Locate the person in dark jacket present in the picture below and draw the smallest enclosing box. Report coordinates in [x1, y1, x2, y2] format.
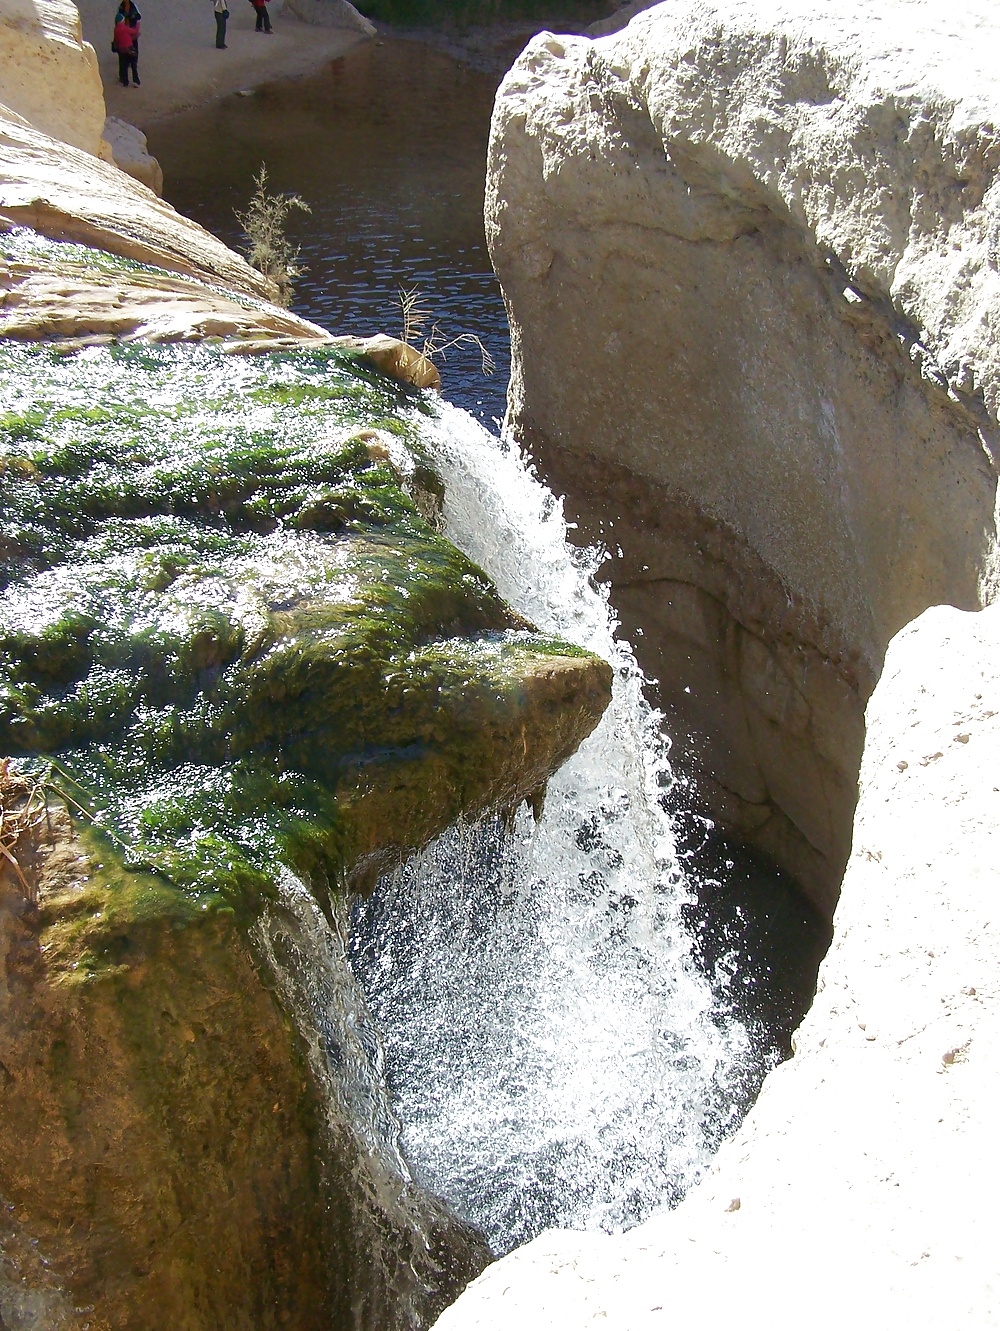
[213, 0, 229, 48]
[249, 0, 271, 34]
[112, 0, 141, 85]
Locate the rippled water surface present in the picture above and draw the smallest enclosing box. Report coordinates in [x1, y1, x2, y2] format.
[149, 39, 509, 422]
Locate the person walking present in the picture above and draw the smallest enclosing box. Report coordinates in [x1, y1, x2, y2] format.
[112, 0, 141, 85]
[212, 0, 229, 48]
[249, 0, 272, 34]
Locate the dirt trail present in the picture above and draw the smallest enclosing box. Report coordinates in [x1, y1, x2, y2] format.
[75, 0, 371, 127]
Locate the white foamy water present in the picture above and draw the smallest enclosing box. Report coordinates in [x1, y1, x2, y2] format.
[349, 403, 751, 1254]
[253, 870, 489, 1330]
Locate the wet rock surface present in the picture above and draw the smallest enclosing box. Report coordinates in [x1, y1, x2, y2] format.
[0, 6, 614, 1320]
[0, 323, 609, 1331]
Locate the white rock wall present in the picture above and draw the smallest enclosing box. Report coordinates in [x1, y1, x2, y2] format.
[485, 0, 1000, 904]
[433, 1, 1000, 1323]
[434, 597, 1000, 1328]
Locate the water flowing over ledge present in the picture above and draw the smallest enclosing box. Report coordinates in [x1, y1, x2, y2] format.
[350, 402, 756, 1254]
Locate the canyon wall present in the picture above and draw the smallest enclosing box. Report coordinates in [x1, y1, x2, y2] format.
[435, 596, 1000, 1328]
[486, 0, 1000, 910]
[431, 1, 1000, 1324]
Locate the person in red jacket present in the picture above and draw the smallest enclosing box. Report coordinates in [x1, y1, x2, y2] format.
[249, 0, 271, 34]
[112, 0, 141, 85]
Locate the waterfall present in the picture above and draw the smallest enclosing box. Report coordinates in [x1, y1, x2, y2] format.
[348, 402, 751, 1255]
[252, 869, 490, 1330]
[0, 330, 755, 1307]
[248, 395, 752, 1267]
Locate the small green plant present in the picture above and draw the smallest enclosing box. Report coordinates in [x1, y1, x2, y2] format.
[397, 286, 495, 376]
[236, 164, 311, 309]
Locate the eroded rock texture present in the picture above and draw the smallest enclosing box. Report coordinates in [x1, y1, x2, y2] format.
[0, 0, 106, 157]
[486, 0, 1000, 909]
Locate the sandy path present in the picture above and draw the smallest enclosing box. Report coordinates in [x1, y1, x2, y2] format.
[76, 0, 371, 127]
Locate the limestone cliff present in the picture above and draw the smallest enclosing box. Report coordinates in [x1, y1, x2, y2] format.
[431, 1, 1000, 1325]
[486, 0, 1000, 909]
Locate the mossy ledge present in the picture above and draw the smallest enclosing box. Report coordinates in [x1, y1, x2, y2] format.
[0, 338, 612, 1328]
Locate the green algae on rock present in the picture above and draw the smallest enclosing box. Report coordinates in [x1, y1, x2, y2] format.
[0, 806, 490, 1331]
[0, 333, 610, 1330]
[0, 339, 611, 912]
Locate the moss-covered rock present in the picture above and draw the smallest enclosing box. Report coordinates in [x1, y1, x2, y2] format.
[0, 340, 610, 903]
[0, 809, 489, 1330]
[0, 336, 611, 1328]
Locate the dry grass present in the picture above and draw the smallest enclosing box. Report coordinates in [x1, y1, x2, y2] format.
[0, 761, 101, 903]
[236, 165, 312, 309]
[397, 286, 495, 377]
[0, 759, 49, 903]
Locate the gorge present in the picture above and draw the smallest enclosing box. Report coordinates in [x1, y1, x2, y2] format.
[1, 0, 998, 1328]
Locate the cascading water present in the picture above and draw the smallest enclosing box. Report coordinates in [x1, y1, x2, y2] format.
[349, 401, 753, 1255]
[0, 242, 770, 1323]
[252, 869, 490, 1330]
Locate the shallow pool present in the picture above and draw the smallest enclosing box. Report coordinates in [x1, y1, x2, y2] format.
[149, 37, 510, 424]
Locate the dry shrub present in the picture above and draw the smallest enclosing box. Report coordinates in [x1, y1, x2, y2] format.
[397, 286, 495, 377]
[236, 164, 312, 309]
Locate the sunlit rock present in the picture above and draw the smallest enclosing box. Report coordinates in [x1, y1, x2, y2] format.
[285, 0, 376, 32]
[0, 0, 106, 156]
[485, 0, 1000, 909]
[433, 0, 1000, 1325]
[433, 599, 1000, 1330]
[101, 117, 164, 196]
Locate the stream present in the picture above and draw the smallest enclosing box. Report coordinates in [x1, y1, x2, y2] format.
[136, 33, 832, 1320]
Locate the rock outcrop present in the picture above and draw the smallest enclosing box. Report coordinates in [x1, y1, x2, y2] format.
[284, 0, 375, 33]
[0, 3, 614, 1325]
[0, 0, 106, 156]
[101, 117, 163, 195]
[486, 0, 1000, 911]
[434, 598, 1000, 1329]
[429, 1, 1000, 1325]
[0, 330, 609, 1326]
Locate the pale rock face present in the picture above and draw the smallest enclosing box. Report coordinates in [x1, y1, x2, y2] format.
[486, 0, 1000, 908]
[102, 117, 164, 196]
[434, 599, 1000, 1329]
[0, 0, 106, 155]
[435, 3, 1000, 1324]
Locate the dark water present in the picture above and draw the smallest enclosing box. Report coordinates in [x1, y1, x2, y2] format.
[149, 39, 509, 423]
